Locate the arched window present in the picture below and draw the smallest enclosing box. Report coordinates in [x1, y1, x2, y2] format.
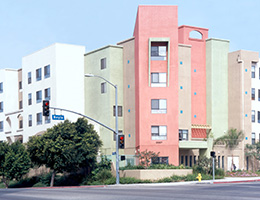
[6, 117, 11, 130]
[189, 30, 203, 39]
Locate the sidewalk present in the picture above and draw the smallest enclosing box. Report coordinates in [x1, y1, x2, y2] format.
[109, 176, 260, 187]
[212, 176, 260, 184]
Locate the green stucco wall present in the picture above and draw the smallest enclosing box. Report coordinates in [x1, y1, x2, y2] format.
[206, 38, 229, 139]
[84, 45, 124, 156]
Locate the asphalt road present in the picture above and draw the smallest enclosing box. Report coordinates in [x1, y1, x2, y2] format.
[1, 182, 260, 200]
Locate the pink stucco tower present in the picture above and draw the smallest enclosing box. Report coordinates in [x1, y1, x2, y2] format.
[133, 6, 179, 165]
[178, 26, 209, 138]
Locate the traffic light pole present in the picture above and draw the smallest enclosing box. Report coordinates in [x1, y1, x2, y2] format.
[115, 85, 119, 185]
[85, 74, 120, 185]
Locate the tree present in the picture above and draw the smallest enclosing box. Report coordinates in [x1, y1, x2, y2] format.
[245, 142, 260, 171]
[214, 128, 244, 171]
[27, 118, 102, 187]
[0, 141, 31, 188]
[136, 149, 160, 168]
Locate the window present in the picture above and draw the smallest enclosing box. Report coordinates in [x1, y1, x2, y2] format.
[185, 156, 188, 166]
[19, 81, 22, 90]
[189, 30, 203, 39]
[45, 88, 51, 100]
[151, 157, 168, 164]
[0, 121, 3, 132]
[44, 65, 50, 78]
[19, 100, 23, 109]
[101, 82, 107, 93]
[0, 82, 3, 93]
[36, 90, 42, 103]
[258, 111, 260, 123]
[151, 99, 167, 113]
[101, 58, 106, 70]
[222, 156, 224, 169]
[151, 126, 167, 140]
[45, 115, 51, 124]
[28, 93, 32, 105]
[252, 132, 255, 144]
[37, 113, 42, 125]
[0, 102, 3, 112]
[189, 156, 192, 167]
[36, 68, 42, 81]
[218, 156, 220, 168]
[151, 72, 166, 87]
[113, 106, 123, 117]
[252, 88, 255, 100]
[251, 64, 255, 78]
[179, 129, 188, 141]
[28, 72, 31, 84]
[194, 156, 196, 165]
[28, 115, 32, 127]
[258, 90, 260, 101]
[180, 156, 184, 164]
[252, 110, 255, 122]
[151, 45, 166, 60]
[19, 119, 23, 129]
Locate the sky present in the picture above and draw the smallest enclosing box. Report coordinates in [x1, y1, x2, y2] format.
[0, 0, 259, 69]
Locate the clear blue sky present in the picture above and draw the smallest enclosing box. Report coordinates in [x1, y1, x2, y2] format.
[0, 0, 259, 69]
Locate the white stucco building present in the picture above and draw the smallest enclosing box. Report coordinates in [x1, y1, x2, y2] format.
[0, 43, 85, 143]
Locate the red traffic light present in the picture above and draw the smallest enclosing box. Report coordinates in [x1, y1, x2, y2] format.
[118, 135, 125, 149]
[42, 100, 50, 116]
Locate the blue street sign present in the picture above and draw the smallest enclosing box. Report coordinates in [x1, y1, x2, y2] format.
[112, 152, 116, 155]
[52, 115, 65, 120]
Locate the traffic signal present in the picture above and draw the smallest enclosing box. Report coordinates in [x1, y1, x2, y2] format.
[42, 100, 50, 116]
[210, 151, 216, 157]
[118, 135, 125, 149]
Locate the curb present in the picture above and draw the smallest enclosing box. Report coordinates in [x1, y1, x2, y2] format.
[25, 185, 106, 189]
[213, 179, 260, 184]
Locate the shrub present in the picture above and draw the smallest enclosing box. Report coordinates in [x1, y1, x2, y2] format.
[95, 169, 112, 183]
[120, 177, 142, 184]
[104, 177, 116, 185]
[32, 182, 48, 187]
[184, 174, 197, 181]
[215, 168, 225, 176]
[157, 177, 172, 183]
[171, 175, 183, 182]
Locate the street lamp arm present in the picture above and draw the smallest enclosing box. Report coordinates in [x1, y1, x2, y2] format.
[85, 74, 116, 88]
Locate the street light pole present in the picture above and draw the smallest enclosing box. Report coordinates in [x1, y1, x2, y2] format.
[85, 73, 120, 185]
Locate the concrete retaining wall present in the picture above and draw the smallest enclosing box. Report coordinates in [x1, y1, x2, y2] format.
[119, 169, 192, 180]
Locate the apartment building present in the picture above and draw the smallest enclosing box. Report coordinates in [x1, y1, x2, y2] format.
[1, 5, 259, 171]
[84, 6, 260, 170]
[0, 69, 20, 142]
[84, 45, 128, 165]
[227, 50, 259, 170]
[0, 43, 85, 142]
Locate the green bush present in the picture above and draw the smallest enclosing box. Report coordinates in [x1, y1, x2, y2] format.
[184, 174, 197, 181]
[120, 177, 142, 184]
[215, 168, 225, 176]
[32, 182, 48, 187]
[120, 164, 145, 170]
[157, 177, 172, 183]
[9, 177, 39, 188]
[104, 177, 116, 185]
[95, 169, 112, 183]
[120, 163, 191, 170]
[171, 175, 183, 182]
